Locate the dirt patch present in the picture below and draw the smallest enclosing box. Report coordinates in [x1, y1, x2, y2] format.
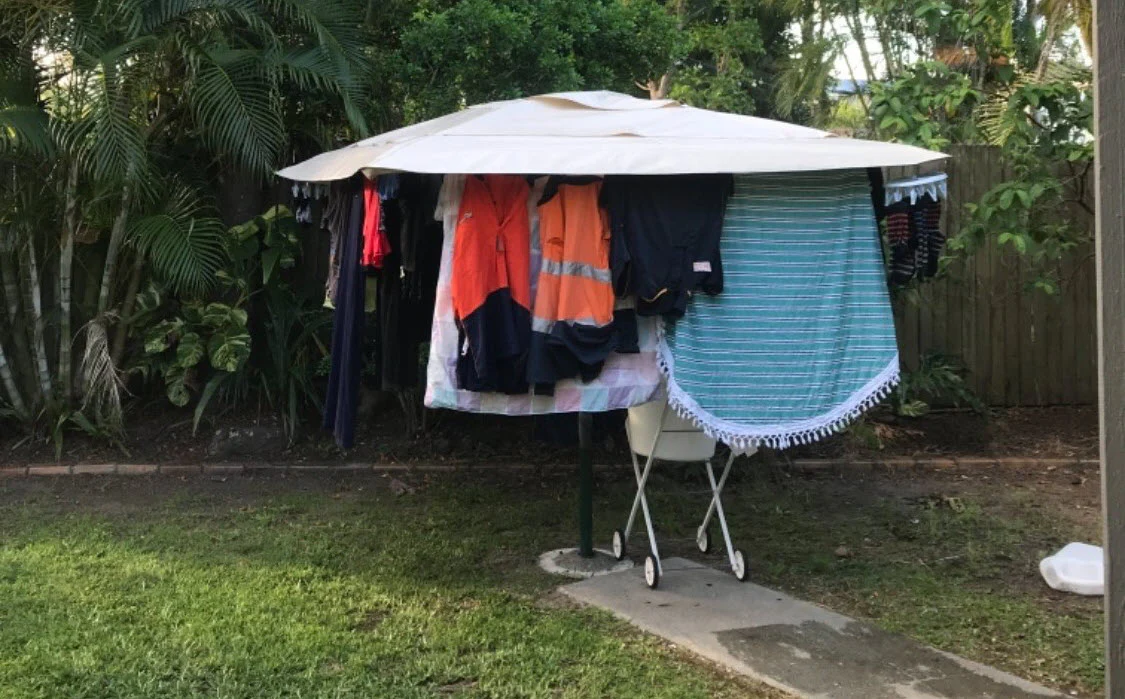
[1, 404, 1098, 467]
[790, 406, 1098, 460]
[0, 402, 624, 467]
[535, 590, 584, 612]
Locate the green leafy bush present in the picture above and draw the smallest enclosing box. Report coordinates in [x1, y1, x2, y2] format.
[132, 206, 330, 441]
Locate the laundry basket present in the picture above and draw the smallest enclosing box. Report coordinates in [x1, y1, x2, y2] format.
[614, 399, 750, 589]
[626, 399, 716, 461]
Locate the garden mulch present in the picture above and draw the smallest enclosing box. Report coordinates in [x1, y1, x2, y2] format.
[0, 403, 1100, 468]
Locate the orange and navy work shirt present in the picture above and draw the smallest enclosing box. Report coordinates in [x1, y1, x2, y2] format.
[528, 177, 620, 387]
[450, 174, 532, 394]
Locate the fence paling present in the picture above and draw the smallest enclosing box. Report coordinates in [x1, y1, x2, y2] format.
[898, 145, 1096, 407]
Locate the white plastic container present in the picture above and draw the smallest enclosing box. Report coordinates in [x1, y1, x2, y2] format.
[626, 400, 716, 462]
[1039, 542, 1104, 596]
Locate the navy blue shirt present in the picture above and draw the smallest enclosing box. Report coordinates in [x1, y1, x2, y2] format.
[601, 174, 733, 317]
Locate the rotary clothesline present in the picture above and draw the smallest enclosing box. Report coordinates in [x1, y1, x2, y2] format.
[283, 90, 948, 587]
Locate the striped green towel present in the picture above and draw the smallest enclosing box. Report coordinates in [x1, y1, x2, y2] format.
[659, 170, 899, 450]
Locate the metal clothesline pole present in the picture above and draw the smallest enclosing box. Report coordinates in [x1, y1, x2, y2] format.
[577, 412, 595, 558]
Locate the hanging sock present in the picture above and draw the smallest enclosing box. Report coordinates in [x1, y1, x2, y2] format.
[885, 203, 915, 285]
[910, 204, 929, 277]
[920, 195, 944, 278]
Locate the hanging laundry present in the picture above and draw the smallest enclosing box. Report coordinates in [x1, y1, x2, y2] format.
[885, 202, 916, 285]
[915, 194, 944, 278]
[322, 180, 351, 305]
[601, 174, 733, 318]
[526, 176, 547, 310]
[396, 173, 444, 276]
[396, 173, 445, 341]
[368, 178, 443, 393]
[528, 177, 618, 390]
[451, 174, 533, 394]
[426, 174, 662, 415]
[658, 170, 900, 450]
[879, 173, 947, 286]
[361, 177, 391, 268]
[323, 177, 366, 449]
[291, 182, 315, 224]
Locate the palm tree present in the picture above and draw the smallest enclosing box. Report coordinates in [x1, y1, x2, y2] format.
[0, 0, 370, 431]
[1036, 0, 1092, 77]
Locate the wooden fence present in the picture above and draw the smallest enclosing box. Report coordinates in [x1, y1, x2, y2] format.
[890, 145, 1096, 406]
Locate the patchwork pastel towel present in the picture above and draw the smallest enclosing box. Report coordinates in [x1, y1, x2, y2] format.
[659, 170, 899, 450]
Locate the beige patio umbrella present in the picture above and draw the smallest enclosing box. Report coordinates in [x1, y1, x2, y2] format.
[277, 90, 945, 181]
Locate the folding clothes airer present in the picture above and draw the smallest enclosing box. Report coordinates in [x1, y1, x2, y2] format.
[611, 399, 756, 589]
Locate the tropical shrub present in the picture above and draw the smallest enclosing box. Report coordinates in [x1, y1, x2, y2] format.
[0, 0, 368, 440]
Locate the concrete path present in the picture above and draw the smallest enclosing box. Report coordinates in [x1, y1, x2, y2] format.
[561, 558, 1061, 699]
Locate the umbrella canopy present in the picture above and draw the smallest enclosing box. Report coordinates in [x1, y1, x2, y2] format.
[278, 90, 945, 182]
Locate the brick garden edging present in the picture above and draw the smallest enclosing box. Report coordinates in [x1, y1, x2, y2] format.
[0, 456, 1099, 478]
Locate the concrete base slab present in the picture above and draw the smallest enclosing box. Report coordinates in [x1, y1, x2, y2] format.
[538, 548, 634, 579]
[561, 557, 1060, 699]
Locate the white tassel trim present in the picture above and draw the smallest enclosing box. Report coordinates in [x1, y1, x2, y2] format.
[655, 320, 901, 451]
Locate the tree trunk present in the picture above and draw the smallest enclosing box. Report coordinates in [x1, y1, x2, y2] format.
[840, 50, 871, 117]
[97, 181, 133, 315]
[58, 164, 79, 403]
[0, 341, 26, 419]
[217, 167, 265, 227]
[1036, 16, 1061, 79]
[110, 248, 145, 367]
[640, 0, 686, 101]
[845, 10, 879, 83]
[0, 237, 34, 403]
[20, 238, 52, 404]
[0, 236, 22, 327]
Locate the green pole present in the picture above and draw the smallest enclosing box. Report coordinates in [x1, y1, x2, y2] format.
[578, 412, 594, 557]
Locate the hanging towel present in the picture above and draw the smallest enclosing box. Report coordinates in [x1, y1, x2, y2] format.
[658, 170, 900, 450]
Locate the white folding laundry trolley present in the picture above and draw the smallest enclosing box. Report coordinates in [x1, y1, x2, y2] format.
[612, 399, 755, 589]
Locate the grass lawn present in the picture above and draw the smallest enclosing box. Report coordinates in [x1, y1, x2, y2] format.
[0, 472, 777, 699]
[0, 461, 1103, 697]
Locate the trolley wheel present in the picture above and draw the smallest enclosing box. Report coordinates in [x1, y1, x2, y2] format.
[644, 555, 660, 589]
[732, 549, 749, 582]
[696, 526, 711, 554]
[612, 528, 627, 561]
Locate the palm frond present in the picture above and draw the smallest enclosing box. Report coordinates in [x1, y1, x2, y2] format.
[141, 0, 261, 34]
[261, 0, 370, 135]
[0, 105, 53, 158]
[79, 316, 125, 430]
[270, 46, 368, 136]
[190, 50, 283, 175]
[65, 57, 146, 182]
[131, 186, 228, 298]
[774, 37, 838, 120]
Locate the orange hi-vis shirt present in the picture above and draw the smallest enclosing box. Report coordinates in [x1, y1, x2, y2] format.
[532, 179, 615, 334]
[450, 174, 532, 394]
[451, 175, 531, 321]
